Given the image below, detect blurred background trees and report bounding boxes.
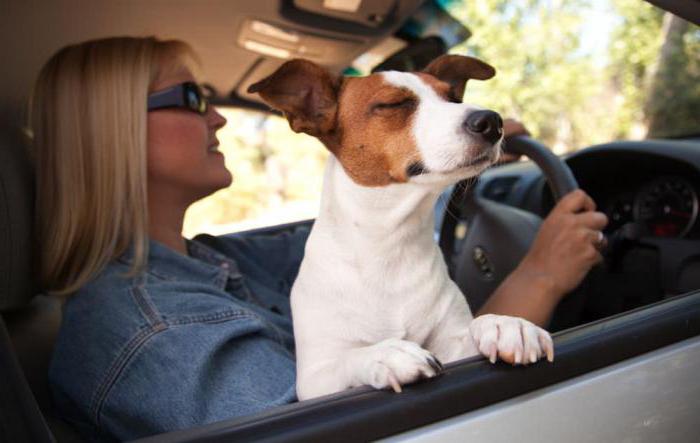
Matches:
[444,0,699,150]
[184,109,328,236]
[644,11,700,137]
[185,0,699,236]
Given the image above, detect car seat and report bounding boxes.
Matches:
[0,124,83,442]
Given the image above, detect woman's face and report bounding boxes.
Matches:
[147,65,232,205]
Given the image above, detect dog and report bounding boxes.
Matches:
[248,54,554,400]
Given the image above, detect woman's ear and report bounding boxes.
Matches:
[248,59,341,137]
[423,55,496,102]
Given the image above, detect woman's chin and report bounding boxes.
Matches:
[216,170,234,189]
[201,169,233,196]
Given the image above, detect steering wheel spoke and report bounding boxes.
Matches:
[440,136,579,314]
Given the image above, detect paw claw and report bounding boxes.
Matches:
[435,357,445,372]
[489,343,497,363]
[538,330,555,362]
[388,373,402,393]
[427,357,442,374]
[366,339,440,392]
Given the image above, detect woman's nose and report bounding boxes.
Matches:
[208,107,227,130]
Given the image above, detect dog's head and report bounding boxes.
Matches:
[248,55,502,187]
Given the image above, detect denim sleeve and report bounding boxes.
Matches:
[97,311,296,441]
[194,222,311,296]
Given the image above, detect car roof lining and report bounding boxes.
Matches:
[1,0,424,130]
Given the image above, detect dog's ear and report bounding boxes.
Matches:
[423,55,495,102]
[248,59,340,137]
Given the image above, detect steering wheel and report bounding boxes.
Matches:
[439,135,579,317]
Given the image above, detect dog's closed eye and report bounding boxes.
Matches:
[371,98,416,113]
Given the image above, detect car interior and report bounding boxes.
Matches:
[1,0,700,442]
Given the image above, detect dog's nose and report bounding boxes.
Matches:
[464,110,503,144]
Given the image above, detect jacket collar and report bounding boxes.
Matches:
[118,238,243,290]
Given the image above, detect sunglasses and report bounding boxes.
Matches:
[147,82,208,115]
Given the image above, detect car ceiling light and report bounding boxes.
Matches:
[238,17,361,63]
[251,20,300,43]
[242,40,291,59]
[323,0,362,13]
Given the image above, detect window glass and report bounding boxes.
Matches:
[185,0,699,237]
[183,109,327,237]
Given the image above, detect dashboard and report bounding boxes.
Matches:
[476,139,700,240]
[565,142,700,240]
[604,175,698,238]
[469,138,700,305]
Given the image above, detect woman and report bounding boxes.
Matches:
[32,37,606,441]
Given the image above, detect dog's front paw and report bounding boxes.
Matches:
[364,338,443,393]
[469,314,554,365]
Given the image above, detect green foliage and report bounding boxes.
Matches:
[443,0,698,149]
[445,0,611,151]
[184,109,327,237]
[608,0,664,137]
[644,16,700,137]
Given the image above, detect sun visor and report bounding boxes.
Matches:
[231,0,426,109]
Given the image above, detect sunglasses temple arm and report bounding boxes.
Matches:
[147,87,185,111]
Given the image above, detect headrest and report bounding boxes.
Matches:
[0,125,36,311]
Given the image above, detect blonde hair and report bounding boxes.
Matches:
[29,36,197,296]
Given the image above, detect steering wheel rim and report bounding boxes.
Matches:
[439,135,580,316]
[504,136,579,199]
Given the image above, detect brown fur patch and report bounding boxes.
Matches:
[248,59,339,137]
[422,55,495,101]
[324,74,425,187]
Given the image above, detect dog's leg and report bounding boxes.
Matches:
[296,338,443,400]
[426,292,554,365]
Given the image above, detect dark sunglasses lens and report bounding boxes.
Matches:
[185,87,205,114]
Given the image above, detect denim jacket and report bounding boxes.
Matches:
[49,224,310,441]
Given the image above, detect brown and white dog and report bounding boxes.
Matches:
[248,55,553,400]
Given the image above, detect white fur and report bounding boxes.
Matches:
[381,71,485,173]
[291,73,552,400]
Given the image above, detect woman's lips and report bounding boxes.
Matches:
[207,139,220,152]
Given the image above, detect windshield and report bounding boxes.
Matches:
[185,0,699,237]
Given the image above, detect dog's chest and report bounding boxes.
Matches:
[320,263,453,347]
[347,301,439,347]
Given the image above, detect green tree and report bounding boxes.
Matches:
[644,13,700,137]
[444,0,609,152]
[441,0,699,150]
[608,0,699,138]
[607,0,664,137]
